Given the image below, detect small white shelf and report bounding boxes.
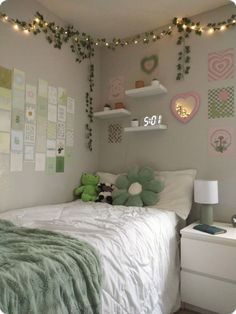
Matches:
[125,84,167,98]
[94,109,131,119]
[124,124,167,132]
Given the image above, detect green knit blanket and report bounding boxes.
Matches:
[0,219,102,314]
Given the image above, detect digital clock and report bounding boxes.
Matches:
[143,115,162,126]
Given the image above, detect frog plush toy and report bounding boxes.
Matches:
[74,173,100,202]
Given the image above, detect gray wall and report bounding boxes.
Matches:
[0,0,101,211]
[98,5,236,222]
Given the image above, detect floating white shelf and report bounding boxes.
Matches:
[125,84,167,98]
[124,124,167,132]
[94,109,131,119]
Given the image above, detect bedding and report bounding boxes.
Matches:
[97,169,197,219]
[0,200,181,314]
[0,219,102,314]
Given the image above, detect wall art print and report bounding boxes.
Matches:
[108,123,122,144]
[108,76,124,101]
[208,127,234,156]
[141,55,158,74]
[208,87,234,119]
[208,48,234,81]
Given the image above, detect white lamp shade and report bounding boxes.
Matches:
[194,180,218,204]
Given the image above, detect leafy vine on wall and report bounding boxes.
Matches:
[0,10,235,148]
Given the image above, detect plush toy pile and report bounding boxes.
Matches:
[74,173,100,202]
[112,166,164,207]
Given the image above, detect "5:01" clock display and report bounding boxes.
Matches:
[143,115,162,126]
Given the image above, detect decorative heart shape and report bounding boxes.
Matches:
[208,49,234,81]
[141,55,158,74]
[170,92,200,123]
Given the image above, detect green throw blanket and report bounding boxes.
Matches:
[0,219,102,314]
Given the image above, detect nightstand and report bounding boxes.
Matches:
[180,222,236,314]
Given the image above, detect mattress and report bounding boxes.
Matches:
[0,200,181,314]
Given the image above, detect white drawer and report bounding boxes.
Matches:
[181,237,236,282]
[181,270,236,314]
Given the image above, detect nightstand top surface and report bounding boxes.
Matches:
[181,222,236,245]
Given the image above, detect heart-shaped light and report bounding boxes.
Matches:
[141,55,158,74]
[170,92,200,123]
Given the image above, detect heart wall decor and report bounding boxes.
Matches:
[170,92,201,123]
[141,55,158,74]
[208,48,234,81]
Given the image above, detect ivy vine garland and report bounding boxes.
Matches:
[0,10,235,148]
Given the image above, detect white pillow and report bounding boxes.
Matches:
[153,169,197,220]
[96,172,119,185]
[96,169,196,220]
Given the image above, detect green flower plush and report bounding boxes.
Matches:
[112,167,164,207]
[74,173,100,202]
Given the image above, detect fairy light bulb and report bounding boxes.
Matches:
[208,28,214,34]
[134,40,138,44]
[34,17,40,23]
[153,35,156,39]
[191,25,196,30]
[13,24,19,30]
[220,25,226,31]
[182,24,187,30]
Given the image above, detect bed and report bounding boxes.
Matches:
[0,200,180,314]
[0,169,196,313]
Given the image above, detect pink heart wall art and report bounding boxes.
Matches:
[170,92,201,123]
[208,48,234,81]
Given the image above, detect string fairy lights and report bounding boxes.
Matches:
[0,9,235,146]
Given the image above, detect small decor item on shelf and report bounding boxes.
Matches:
[143,115,162,127]
[231,214,236,227]
[151,78,160,86]
[135,80,145,88]
[131,118,139,127]
[104,104,112,111]
[114,102,125,109]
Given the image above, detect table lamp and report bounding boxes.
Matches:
[194,180,218,225]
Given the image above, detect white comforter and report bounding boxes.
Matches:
[0,200,180,314]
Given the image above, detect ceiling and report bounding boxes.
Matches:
[37,0,231,39]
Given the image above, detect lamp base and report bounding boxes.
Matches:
[200,204,213,225]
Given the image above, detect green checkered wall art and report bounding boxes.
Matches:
[208,87,234,119]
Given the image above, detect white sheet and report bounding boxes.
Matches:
[0,200,181,314]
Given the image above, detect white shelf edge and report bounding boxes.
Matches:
[94,109,131,119]
[124,125,167,132]
[125,84,167,98]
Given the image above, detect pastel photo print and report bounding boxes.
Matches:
[208,87,234,119]
[108,76,124,101]
[209,127,234,156]
[208,48,234,81]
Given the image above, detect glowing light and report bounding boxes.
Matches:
[191,25,196,30]
[230,0,236,5]
[23,29,29,34]
[134,40,138,44]
[34,17,40,23]
[13,24,19,30]
[95,42,99,46]
[153,35,156,39]
[4,16,8,21]
[220,25,226,31]
[182,24,187,30]
[105,42,109,46]
[208,28,214,34]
